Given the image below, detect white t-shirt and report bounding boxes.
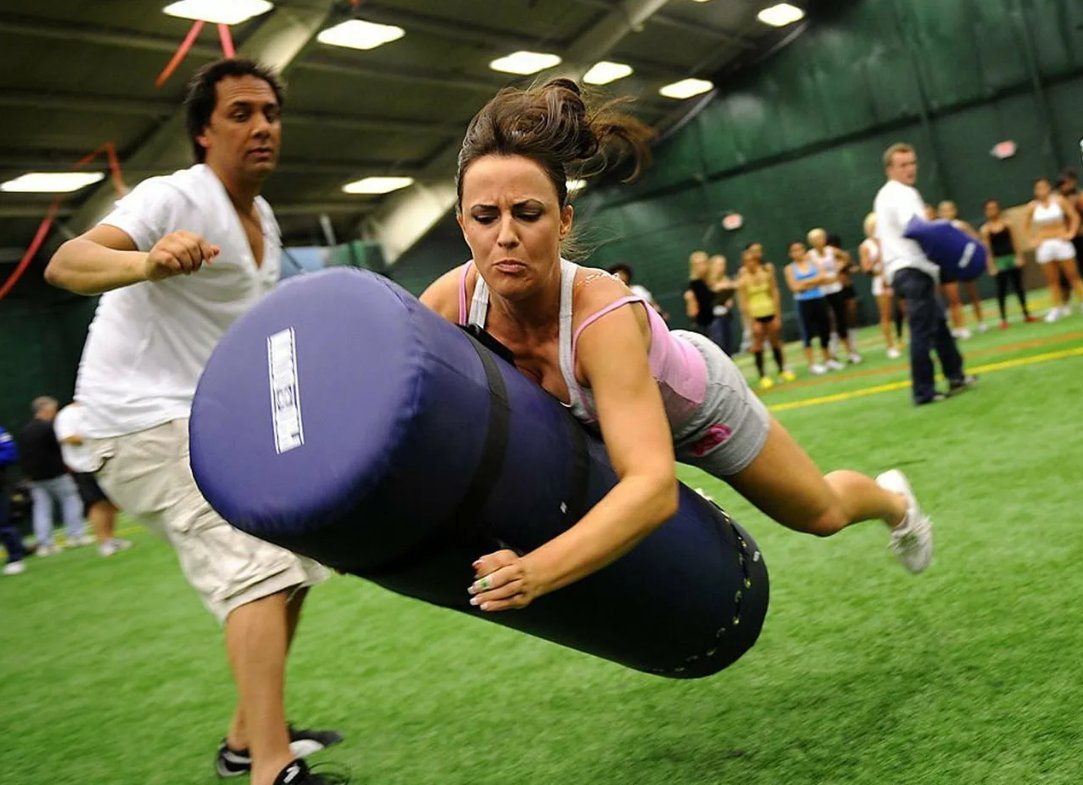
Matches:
[53,404,96,473]
[873,179,940,284]
[75,164,281,438]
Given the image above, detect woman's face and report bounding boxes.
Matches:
[984,201,1000,220]
[1034,179,1052,200]
[691,255,708,278]
[808,231,826,250]
[457,154,572,300]
[709,256,726,277]
[788,242,806,261]
[938,201,957,220]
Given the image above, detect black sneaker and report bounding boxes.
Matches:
[947,374,977,396]
[215,725,344,777]
[914,393,946,406]
[273,758,350,785]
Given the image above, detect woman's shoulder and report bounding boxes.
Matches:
[419,260,473,317]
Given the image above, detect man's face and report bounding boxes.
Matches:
[887,151,918,186]
[196,75,281,182]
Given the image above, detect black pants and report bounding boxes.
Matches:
[0,489,26,563]
[995,267,1029,320]
[797,297,830,349]
[824,290,849,340]
[892,268,965,403]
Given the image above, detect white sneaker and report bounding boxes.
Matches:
[848,352,863,364]
[36,543,59,557]
[876,469,933,574]
[886,346,901,359]
[825,358,844,371]
[3,561,26,576]
[1044,308,1062,323]
[65,534,96,549]
[977,322,988,333]
[99,538,133,557]
[809,363,827,375]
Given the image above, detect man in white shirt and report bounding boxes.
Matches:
[873,143,972,405]
[46,59,341,785]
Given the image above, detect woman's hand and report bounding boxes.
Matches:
[468,549,546,612]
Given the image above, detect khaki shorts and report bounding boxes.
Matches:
[87,419,328,623]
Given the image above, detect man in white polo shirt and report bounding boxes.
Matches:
[873,143,973,405]
[46,59,341,785]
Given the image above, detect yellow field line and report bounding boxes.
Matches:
[771,345,1083,412]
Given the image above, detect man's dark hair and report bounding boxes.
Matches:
[184,58,285,163]
[607,263,634,280]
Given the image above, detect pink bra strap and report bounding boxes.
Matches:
[457,261,473,325]
[571,295,645,364]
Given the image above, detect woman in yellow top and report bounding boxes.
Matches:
[737,242,793,389]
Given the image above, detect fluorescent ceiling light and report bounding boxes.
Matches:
[583,61,633,86]
[342,176,415,195]
[489,51,562,76]
[658,78,714,99]
[757,3,805,27]
[317,19,405,51]
[1,172,106,193]
[162,0,273,25]
[566,179,587,192]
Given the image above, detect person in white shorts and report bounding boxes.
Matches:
[1023,176,1083,322]
[45,59,341,785]
[859,213,901,358]
[53,402,131,557]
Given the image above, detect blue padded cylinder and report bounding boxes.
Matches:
[190,268,768,678]
[904,216,988,281]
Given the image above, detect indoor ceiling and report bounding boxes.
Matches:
[0,0,827,269]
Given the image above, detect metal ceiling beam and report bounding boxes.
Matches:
[0,89,174,118]
[363,0,678,266]
[273,201,376,215]
[344,2,563,53]
[67,2,340,236]
[0,205,76,219]
[568,0,756,49]
[0,157,424,178]
[299,56,504,93]
[0,90,454,137]
[338,2,687,81]
[0,14,224,58]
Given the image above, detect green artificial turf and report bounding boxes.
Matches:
[3,299,1081,785]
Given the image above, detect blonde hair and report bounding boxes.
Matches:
[688,250,709,279]
[883,142,915,168]
[863,212,876,236]
[806,227,826,245]
[706,254,728,287]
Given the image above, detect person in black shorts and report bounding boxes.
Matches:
[979,198,1035,328]
[684,250,716,335]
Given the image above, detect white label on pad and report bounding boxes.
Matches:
[267,328,305,454]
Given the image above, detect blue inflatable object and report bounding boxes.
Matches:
[903,216,987,281]
[189,268,768,678]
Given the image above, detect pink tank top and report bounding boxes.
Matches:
[458,260,707,428]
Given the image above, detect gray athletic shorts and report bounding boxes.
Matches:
[670,330,772,478]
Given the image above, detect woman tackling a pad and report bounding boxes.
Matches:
[420,79,933,613]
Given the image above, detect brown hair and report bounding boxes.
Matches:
[455,77,654,213]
